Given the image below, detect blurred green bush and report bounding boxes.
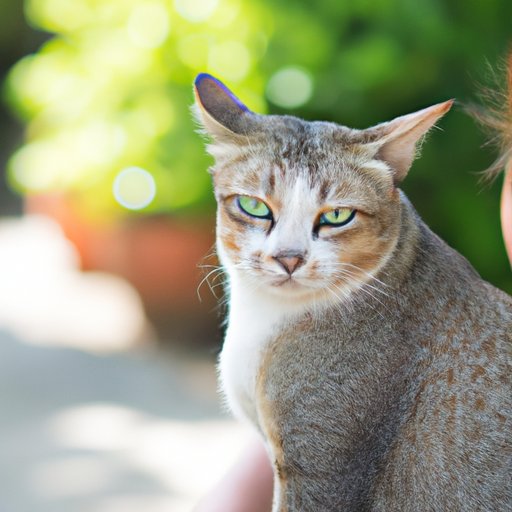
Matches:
[4,0,272,220]
[3,0,512,291]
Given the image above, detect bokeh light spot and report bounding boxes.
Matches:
[208,0,241,29]
[77,121,126,165]
[27,0,92,32]
[177,34,211,70]
[266,67,313,109]
[127,2,170,49]
[10,141,64,191]
[113,167,156,210]
[174,0,219,23]
[208,41,251,83]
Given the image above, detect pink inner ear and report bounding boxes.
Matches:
[194,73,249,113]
[385,100,454,140]
[377,100,454,184]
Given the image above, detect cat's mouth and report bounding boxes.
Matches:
[265,276,328,303]
[270,275,312,292]
[250,266,320,296]
[273,276,294,287]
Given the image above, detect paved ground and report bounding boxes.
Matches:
[0,216,251,512]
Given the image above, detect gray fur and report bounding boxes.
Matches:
[258,199,511,511]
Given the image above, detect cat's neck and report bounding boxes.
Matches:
[373,191,422,289]
[374,190,481,304]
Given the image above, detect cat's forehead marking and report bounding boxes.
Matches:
[212,117,392,207]
[265,176,321,243]
[318,180,330,203]
[263,165,277,197]
[268,123,372,182]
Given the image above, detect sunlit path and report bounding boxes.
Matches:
[0,216,250,512]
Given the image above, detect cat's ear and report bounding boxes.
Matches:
[367,100,454,184]
[193,73,260,142]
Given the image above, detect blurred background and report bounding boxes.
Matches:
[0,0,511,510]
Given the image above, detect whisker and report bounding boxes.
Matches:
[329,264,391,299]
[330,281,385,320]
[326,284,354,318]
[198,243,219,265]
[197,266,226,301]
[332,262,391,290]
[334,272,391,315]
[334,270,391,300]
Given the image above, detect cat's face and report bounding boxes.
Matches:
[212,120,401,303]
[194,73,451,304]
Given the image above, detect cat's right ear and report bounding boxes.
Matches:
[365,100,453,184]
[193,73,260,142]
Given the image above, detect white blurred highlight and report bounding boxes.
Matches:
[266,66,313,108]
[113,166,156,210]
[0,216,148,352]
[43,402,251,510]
[174,0,219,23]
[127,3,170,49]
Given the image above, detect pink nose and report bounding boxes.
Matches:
[273,253,305,275]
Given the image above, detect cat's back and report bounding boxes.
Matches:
[375,256,510,511]
[373,228,512,510]
[256,220,511,511]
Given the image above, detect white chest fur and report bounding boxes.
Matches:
[218,275,295,426]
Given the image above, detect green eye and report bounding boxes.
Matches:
[237,196,272,219]
[319,208,355,226]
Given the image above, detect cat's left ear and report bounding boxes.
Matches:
[193,73,260,143]
[367,100,454,184]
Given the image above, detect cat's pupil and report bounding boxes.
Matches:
[333,209,340,219]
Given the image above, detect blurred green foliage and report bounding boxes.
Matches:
[3,0,512,292]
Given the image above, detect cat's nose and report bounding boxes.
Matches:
[272,252,305,275]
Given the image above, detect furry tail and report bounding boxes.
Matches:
[471,52,512,265]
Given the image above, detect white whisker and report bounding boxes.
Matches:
[332,262,391,289]
[197,266,226,301]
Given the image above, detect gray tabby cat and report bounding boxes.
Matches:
[194,73,512,511]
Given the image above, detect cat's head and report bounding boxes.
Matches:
[194,73,452,304]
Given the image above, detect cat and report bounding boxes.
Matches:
[193,73,512,511]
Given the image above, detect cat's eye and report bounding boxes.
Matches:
[237,196,272,219]
[319,208,355,227]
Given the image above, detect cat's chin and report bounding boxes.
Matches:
[265,276,326,301]
[263,276,359,308]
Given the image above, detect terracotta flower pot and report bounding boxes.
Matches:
[25,193,222,346]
